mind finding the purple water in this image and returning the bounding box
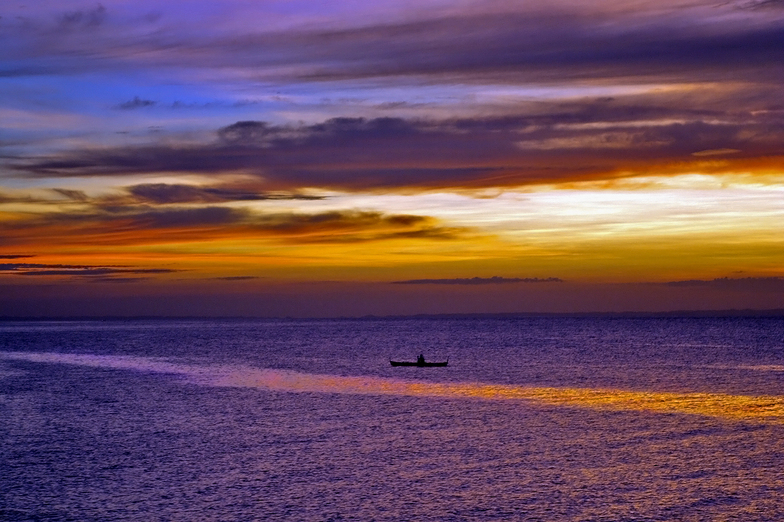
[1,318,783,521]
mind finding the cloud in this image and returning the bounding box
[0,254,35,259]
[217,121,278,144]
[0,206,251,248]
[0,205,470,247]
[12,108,784,190]
[250,210,469,243]
[259,12,784,85]
[3,3,783,88]
[0,262,177,281]
[393,276,563,285]
[126,183,324,204]
[736,0,784,10]
[117,96,157,110]
[123,206,247,229]
[125,7,782,88]
[57,4,107,31]
[662,277,784,290]
[690,149,741,157]
[0,191,37,204]
[51,188,89,201]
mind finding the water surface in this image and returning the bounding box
[1,317,783,520]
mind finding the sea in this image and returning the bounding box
[1,317,783,521]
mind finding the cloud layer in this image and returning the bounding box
[3,1,783,83]
[12,110,784,191]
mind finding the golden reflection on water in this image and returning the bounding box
[3,351,784,423]
[217,368,784,423]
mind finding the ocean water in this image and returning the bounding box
[1,317,783,521]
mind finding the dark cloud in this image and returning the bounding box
[737,0,784,10]
[393,276,564,285]
[0,192,36,204]
[217,121,277,144]
[250,210,469,243]
[20,268,173,276]
[0,205,469,246]
[57,4,107,31]
[4,4,783,87]
[52,188,89,201]
[214,276,259,281]
[662,277,784,290]
[0,254,35,259]
[127,183,324,204]
[220,117,421,145]
[13,107,784,190]
[255,13,784,84]
[127,207,245,229]
[0,206,251,247]
[128,184,240,204]
[117,96,156,110]
[0,262,177,280]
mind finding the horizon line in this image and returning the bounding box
[1,309,783,322]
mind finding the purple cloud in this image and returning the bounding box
[12,110,783,190]
[117,96,157,110]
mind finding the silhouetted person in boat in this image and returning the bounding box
[417,354,425,365]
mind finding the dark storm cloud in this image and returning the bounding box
[13,106,784,189]
[393,276,563,285]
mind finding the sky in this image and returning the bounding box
[1,0,783,317]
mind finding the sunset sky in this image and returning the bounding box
[1,0,783,316]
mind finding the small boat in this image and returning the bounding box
[390,354,448,367]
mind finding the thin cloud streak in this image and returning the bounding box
[661,277,784,290]
[126,183,325,204]
[0,262,178,281]
[393,277,563,285]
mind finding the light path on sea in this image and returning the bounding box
[4,351,784,423]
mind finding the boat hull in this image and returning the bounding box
[390,360,448,367]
